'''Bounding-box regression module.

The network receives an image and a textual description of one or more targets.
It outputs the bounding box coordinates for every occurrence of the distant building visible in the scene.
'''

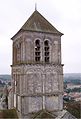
[11,9,77,119]
[1,85,8,109]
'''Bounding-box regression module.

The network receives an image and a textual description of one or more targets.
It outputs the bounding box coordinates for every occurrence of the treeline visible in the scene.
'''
[0,75,11,80]
[64,78,81,85]
[66,87,81,93]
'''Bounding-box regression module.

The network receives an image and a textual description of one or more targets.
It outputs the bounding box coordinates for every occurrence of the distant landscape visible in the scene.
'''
[0,75,11,80]
[64,73,81,84]
[0,75,11,94]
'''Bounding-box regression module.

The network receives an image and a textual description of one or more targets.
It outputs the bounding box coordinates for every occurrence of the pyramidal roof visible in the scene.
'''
[21,10,63,35]
[12,10,63,39]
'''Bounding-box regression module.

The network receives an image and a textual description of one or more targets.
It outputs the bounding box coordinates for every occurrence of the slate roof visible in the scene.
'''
[11,10,63,39]
[30,109,77,119]
[32,110,56,119]
[55,110,77,119]
[21,10,63,35]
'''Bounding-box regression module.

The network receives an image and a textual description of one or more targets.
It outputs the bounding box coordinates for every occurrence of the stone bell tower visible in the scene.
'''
[11,10,64,118]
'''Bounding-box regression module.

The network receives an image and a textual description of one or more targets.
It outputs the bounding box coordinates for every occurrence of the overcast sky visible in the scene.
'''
[0,0,81,74]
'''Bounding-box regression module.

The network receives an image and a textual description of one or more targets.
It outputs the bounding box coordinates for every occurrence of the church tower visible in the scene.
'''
[11,10,64,118]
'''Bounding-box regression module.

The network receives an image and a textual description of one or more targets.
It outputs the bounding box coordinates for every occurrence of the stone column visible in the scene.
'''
[42,74,45,110]
[21,38,25,62]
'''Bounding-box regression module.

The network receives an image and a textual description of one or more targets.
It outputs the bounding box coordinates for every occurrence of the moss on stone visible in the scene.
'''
[0,109,18,118]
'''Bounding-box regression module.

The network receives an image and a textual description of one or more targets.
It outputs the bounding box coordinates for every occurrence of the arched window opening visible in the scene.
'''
[35,40,40,62]
[35,40,40,46]
[44,40,49,63]
[44,40,49,46]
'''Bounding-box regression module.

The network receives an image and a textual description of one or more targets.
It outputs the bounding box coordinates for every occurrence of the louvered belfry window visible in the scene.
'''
[44,40,49,63]
[35,40,40,62]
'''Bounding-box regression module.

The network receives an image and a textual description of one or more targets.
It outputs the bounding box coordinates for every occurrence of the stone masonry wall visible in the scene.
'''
[12,64,63,114]
[12,31,61,64]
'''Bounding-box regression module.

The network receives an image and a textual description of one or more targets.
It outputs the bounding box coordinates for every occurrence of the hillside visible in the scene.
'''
[0,75,11,80]
[64,73,81,84]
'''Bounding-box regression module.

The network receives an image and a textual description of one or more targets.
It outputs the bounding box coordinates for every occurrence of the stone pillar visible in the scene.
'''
[42,74,45,110]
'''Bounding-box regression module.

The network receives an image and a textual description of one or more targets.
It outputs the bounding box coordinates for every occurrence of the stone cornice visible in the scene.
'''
[11,63,64,67]
[16,92,63,97]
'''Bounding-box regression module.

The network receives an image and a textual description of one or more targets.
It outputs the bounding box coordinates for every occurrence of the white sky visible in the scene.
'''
[0,0,81,74]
